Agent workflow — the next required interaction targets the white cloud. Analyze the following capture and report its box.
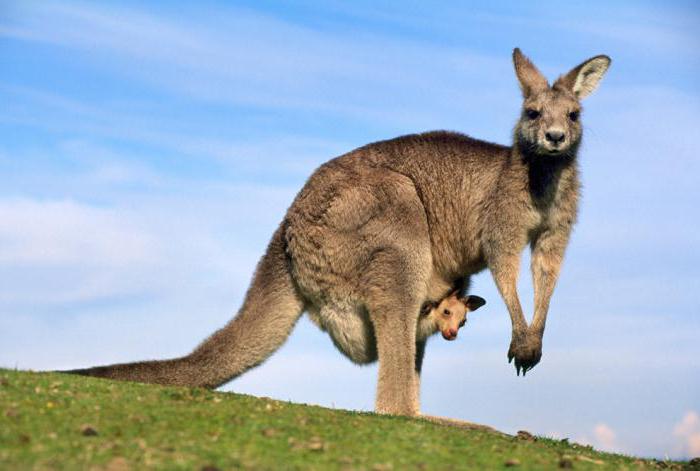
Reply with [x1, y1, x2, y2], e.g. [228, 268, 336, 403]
[0, 198, 158, 266]
[673, 411, 700, 457]
[575, 423, 620, 454]
[593, 423, 618, 452]
[0, 181, 295, 308]
[674, 411, 700, 437]
[0, 198, 169, 306]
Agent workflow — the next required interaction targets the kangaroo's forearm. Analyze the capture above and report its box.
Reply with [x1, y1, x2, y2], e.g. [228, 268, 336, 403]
[530, 229, 569, 334]
[488, 252, 528, 333]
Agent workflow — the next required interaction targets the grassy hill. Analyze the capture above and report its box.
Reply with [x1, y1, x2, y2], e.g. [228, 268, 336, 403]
[0, 369, 690, 470]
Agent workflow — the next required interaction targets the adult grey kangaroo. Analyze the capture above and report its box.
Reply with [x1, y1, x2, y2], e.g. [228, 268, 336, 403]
[66, 49, 611, 416]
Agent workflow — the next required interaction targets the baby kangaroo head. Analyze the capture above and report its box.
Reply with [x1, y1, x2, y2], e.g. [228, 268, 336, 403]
[512, 48, 611, 158]
[435, 294, 486, 341]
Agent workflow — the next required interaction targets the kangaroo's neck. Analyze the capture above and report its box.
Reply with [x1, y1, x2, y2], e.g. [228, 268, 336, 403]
[512, 142, 579, 212]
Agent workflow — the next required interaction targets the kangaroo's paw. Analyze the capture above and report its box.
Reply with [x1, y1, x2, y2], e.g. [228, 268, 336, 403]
[507, 331, 542, 376]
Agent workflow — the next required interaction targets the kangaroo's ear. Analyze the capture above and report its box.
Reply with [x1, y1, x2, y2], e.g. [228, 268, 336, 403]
[464, 295, 486, 312]
[513, 48, 549, 98]
[554, 55, 611, 99]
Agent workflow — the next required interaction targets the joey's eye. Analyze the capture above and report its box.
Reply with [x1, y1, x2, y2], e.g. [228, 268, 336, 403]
[443, 309, 451, 316]
[526, 109, 540, 120]
[569, 111, 580, 122]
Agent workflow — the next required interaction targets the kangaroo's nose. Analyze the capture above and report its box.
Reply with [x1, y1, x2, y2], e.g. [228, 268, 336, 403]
[545, 130, 565, 144]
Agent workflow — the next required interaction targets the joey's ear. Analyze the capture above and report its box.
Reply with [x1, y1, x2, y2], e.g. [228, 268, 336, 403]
[420, 300, 437, 316]
[513, 48, 549, 97]
[464, 295, 486, 311]
[554, 55, 611, 99]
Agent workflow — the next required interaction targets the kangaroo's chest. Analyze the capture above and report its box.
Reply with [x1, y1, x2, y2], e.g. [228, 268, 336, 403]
[523, 180, 579, 245]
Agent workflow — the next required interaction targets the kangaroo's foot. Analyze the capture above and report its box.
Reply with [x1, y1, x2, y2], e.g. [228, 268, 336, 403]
[507, 329, 543, 376]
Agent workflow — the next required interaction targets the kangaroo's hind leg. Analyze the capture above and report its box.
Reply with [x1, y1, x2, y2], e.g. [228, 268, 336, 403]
[363, 246, 430, 416]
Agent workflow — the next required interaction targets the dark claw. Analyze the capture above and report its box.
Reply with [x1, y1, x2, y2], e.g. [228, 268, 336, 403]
[509, 333, 542, 376]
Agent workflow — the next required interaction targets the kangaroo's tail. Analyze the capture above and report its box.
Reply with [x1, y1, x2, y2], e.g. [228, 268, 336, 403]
[64, 224, 305, 388]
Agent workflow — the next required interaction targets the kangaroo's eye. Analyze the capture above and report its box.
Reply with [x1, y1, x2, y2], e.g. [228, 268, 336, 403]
[443, 309, 451, 316]
[526, 109, 540, 120]
[569, 111, 580, 122]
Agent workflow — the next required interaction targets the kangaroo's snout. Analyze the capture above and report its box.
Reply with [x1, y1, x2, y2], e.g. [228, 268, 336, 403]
[442, 328, 458, 340]
[545, 130, 565, 144]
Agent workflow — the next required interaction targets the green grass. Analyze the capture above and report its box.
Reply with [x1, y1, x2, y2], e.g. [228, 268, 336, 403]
[0, 369, 690, 470]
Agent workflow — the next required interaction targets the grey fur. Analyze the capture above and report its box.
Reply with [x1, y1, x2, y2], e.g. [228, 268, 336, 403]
[65, 49, 610, 416]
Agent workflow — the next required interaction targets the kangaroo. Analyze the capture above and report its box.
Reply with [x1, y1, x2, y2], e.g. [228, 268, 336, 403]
[65, 49, 610, 417]
[418, 293, 486, 341]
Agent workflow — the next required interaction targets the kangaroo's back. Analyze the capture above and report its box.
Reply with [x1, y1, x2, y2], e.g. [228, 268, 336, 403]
[327, 131, 512, 278]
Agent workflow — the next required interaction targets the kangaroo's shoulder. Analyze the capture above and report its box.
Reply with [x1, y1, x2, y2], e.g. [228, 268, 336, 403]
[360, 130, 510, 155]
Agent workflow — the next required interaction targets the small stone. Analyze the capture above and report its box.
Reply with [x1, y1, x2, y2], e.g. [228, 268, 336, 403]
[201, 466, 221, 471]
[18, 434, 31, 444]
[689, 457, 700, 466]
[81, 425, 98, 437]
[261, 428, 278, 438]
[559, 455, 574, 468]
[308, 436, 325, 451]
[505, 458, 521, 467]
[372, 464, 393, 471]
[516, 430, 536, 441]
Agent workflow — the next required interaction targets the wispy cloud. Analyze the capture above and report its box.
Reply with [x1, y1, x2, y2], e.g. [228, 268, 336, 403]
[673, 411, 700, 457]
[0, 179, 295, 309]
[0, 1, 512, 130]
[0, 198, 158, 266]
[0, 198, 166, 306]
[0, 86, 349, 184]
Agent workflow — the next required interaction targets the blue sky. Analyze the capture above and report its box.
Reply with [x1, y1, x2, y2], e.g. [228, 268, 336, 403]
[1, 0, 699, 459]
